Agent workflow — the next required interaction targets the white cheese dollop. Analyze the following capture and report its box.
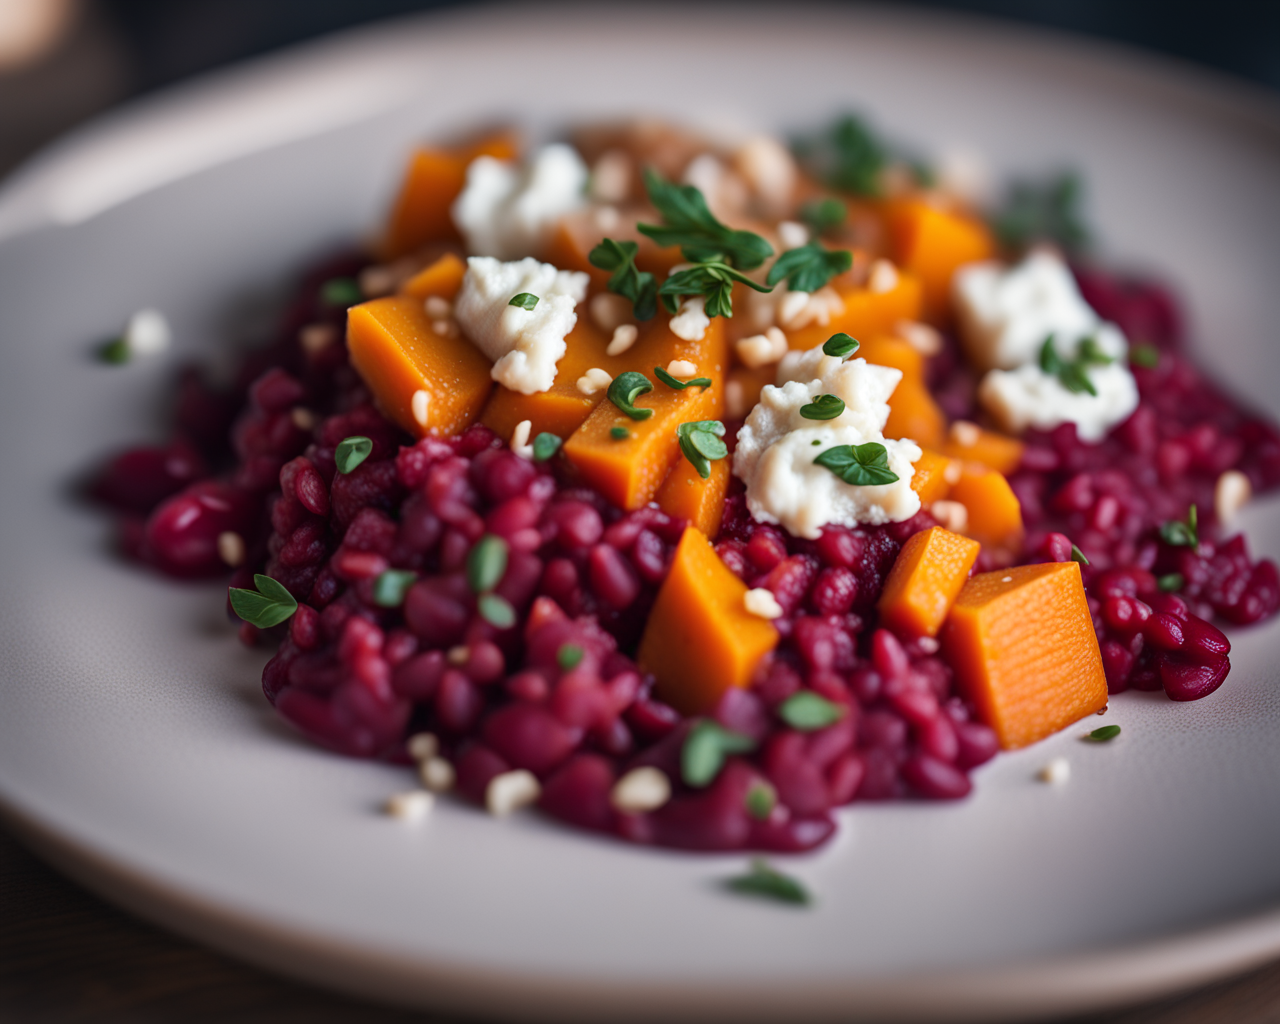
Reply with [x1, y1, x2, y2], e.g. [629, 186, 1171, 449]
[452, 144, 588, 260]
[954, 250, 1102, 370]
[734, 359, 921, 539]
[454, 256, 588, 395]
[977, 360, 1139, 443]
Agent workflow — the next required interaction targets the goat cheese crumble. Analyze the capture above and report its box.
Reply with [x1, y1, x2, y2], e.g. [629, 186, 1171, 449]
[734, 357, 921, 539]
[454, 256, 588, 395]
[452, 144, 588, 260]
[954, 250, 1140, 442]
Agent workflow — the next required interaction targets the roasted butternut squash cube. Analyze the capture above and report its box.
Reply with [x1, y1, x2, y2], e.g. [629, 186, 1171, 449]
[885, 198, 994, 323]
[943, 562, 1108, 749]
[346, 295, 492, 438]
[949, 464, 1024, 548]
[638, 526, 779, 716]
[656, 453, 731, 539]
[400, 252, 467, 301]
[878, 526, 980, 638]
[785, 270, 923, 351]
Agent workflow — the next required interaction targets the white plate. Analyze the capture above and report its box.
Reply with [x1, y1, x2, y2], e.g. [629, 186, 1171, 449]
[2, 6, 1280, 1021]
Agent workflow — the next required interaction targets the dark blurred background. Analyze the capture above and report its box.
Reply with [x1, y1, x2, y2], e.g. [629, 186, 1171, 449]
[0, 0, 1277, 176]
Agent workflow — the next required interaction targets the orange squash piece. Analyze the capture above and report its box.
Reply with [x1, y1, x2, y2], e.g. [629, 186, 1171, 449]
[638, 526, 779, 715]
[878, 526, 980, 638]
[885, 198, 995, 322]
[400, 252, 467, 301]
[910, 448, 956, 506]
[785, 271, 923, 351]
[480, 316, 621, 442]
[726, 364, 776, 418]
[942, 562, 1108, 749]
[563, 317, 727, 510]
[949, 465, 1024, 548]
[377, 132, 519, 261]
[940, 423, 1025, 476]
[346, 295, 493, 438]
[656, 453, 731, 539]
[540, 207, 685, 285]
[856, 334, 926, 380]
[884, 375, 946, 449]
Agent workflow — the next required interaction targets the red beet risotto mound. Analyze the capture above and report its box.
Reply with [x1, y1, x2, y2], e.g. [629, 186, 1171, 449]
[91, 118, 1280, 852]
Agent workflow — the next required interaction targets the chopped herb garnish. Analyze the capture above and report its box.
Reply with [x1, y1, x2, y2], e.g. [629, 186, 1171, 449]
[97, 337, 130, 364]
[229, 574, 298, 628]
[800, 197, 847, 234]
[814, 442, 899, 486]
[682, 720, 756, 787]
[638, 168, 773, 270]
[778, 691, 846, 731]
[657, 260, 772, 319]
[822, 333, 860, 359]
[676, 420, 728, 479]
[477, 592, 516, 629]
[508, 292, 539, 310]
[1160, 505, 1199, 548]
[1070, 544, 1090, 566]
[1130, 343, 1160, 369]
[793, 114, 887, 197]
[610, 426, 630, 441]
[800, 394, 845, 421]
[372, 569, 417, 608]
[765, 241, 853, 294]
[991, 171, 1090, 253]
[335, 436, 374, 474]
[726, 859, 811, 906]
[607, 371, 655, 421]
[532, 432, 562, 462]
[654, 365, 712, 390]
[557, 643, 584, 671]
[1038, 335, 1104, 397]
[1084, 724, 1122, 743]
[811, 439, 821, 446]
[466, 534, 509, 594]
[1157, 572, 1185, 593]
[745, 781, 777, 820]
[588, 238, 657, 321]
[321, 277, 362, 307]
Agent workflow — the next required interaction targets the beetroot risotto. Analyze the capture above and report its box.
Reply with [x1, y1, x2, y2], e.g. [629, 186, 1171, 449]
[93, 117, 1280, 856]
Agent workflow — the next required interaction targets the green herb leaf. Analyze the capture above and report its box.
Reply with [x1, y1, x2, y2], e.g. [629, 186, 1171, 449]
[822, 333, 860, 359]
[1157, 572, 1185, 593]
[778, 691, 846, 731]
[321, 277, 363, 307]
[682, 720, 756, 788]
[1084, 724, 1122, 743]
[744, 781, 777, 821]
[800, 394, 846, 421]
[814, 442, 899, 486]
[97, 337, 130, 364]
[1130, 343, 1160, 369]
[335, 436, 374, 474]
[657, 261, 772, 319]
[557, 643, 584, 671]
[638, 168, 773, 270]
[992, 171, 1090, 253]
[372, 569, 417, 608]
[610, 426, 630, 440]
[1039, 335, 1099, 396]
[466, 535, 509, 593]
[508, 292, 539, 310]
[229, 574, 298, 628]
[654, 365, 712, 390]
[726, 859, 811, 906]
[607, 371, 655, 420]
[765, 241, 853, 293]
[1039, 335, 1064, 375]
[477, 593, 516, 629]
[1077, 336, 1113, 366]
[800, 198, 847, 233]
[1058, 361, 1098, 396]
[793, 114, 887, 197]
[532, 432, 562, 462]
[1070, 544, 1090, 566]
[588, 238, 658, 321]
[676, 420, 728, 480]
[1160, 505, 1199, 548]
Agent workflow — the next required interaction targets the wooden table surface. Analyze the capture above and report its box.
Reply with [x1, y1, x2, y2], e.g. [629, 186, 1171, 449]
[3, 822, 1279, 1024]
